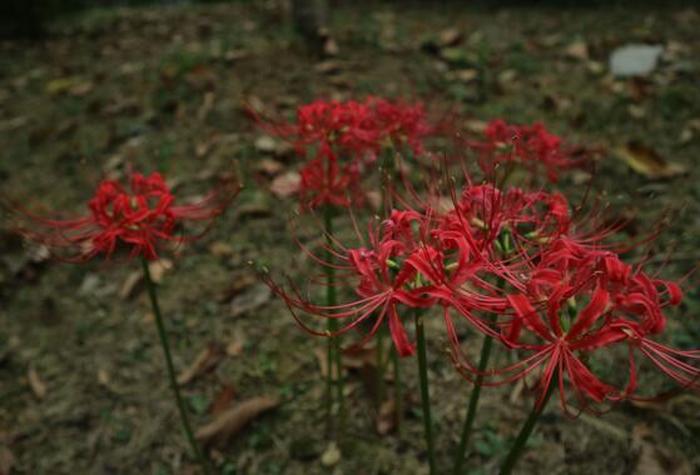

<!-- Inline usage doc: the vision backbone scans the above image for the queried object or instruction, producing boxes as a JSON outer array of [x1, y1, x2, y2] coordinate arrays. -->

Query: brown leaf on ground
[[148, 259, 173, 283], [615, 141, 687, 179], [120, 272, 143, 300], [176, 342, 226, 386], [563, 40, 589, 60], [256, 158, 285, 177], [27, 367, 47, 400], [631, 423, 692, 475], [269, 171, 301, 198], [313, 346, 338, 380], [255, 135, 277, 154], [229, 284, 271, 318], [220, 273, 257, 303], [0, 446, 14, 475], [376, 399, 396, 435], [225, 331, 246, 357], [209, 384, 237, 415], [439, 28, 463, 48], [320, 442, 342, 467], [209, 241, 234, 258], [195, 395, 280, 446]]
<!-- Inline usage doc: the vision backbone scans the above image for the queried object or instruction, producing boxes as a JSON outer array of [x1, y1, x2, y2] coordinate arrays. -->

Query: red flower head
[[263, 210, 436, 357], [6, 171, 239, 262], [470, 119, 582, 183], [252, 97, 432, 210], [367, 96, 432, 155]]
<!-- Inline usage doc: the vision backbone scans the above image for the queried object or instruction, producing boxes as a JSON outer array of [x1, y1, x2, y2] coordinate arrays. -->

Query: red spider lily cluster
[[8, 172, 239, 261], [256, 97, 431, 209], [266, 176, 698, 414], [466, 119, 584, 183]]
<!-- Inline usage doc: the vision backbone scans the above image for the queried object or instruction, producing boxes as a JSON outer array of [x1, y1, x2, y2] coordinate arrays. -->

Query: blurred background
[[0, 1, 698, 474]]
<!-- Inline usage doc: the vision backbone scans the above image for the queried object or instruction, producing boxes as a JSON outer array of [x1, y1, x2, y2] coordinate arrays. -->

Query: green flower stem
[[323, 206, 343, 430], [415, 310, 436, 475], [392, 346, 402, 437], [376, 327, 385, 406], [141, 258, 211, 475], [499, 378, 556, 475], [452, 333, 494, 475]]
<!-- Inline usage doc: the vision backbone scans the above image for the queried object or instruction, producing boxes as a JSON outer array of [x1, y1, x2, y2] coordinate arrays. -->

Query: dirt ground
[[0, 2, 698, 474]]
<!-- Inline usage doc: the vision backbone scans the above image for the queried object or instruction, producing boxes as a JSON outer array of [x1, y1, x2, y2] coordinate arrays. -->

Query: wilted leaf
[[0, 446, 14, 475], [615, 141, 686, 178], [148, 259, 173, 283], [197, 91, 216, 122], [195, 395, 279, 446], [376, 399, 396, 435], [209, 241, 234, 258], [563, 40, 589, 61], [120, 271, 143, 300], [631, 424, 691, 475], [177, 342, 226, 386], [269, 171, 301, 198], [313, 346, 338, 379], [27, 367, 47, 400], [463, 119, 488, 134], [229, 284, 271, 318], [220, 273, 257, 303], [439, 28, 463, 48], [45, 77, 89, 95], [255, 135, 277, 154], [210, 384, 237, 415], [320, 442, 341, 467], [314, 61, 342, 75], [256, 158, 284, 177]]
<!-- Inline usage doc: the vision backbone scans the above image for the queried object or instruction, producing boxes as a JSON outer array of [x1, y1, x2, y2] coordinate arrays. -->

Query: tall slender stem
[[499, 379, 556, 475], [415, 311, 436, 475], [141, 258, 210, 475], [323, 206, 343, 430], [452, 334, 494, 474], [376, 327, 385, 407], [392, 347, 402, 437]]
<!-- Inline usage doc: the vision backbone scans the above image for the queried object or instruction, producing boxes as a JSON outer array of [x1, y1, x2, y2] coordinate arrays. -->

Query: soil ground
[[0, 2, 699, 474]]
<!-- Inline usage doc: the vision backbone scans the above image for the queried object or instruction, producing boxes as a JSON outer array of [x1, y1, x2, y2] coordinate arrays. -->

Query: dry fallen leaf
[[376, 399, 396, 435], [254, 135, 277, 154], [439, 27, 463, 48], [220, 273, 257, 303], [269, 171, 301, 198], [177, 342, 226, 386], [195, 395, 279, 446], [256, 158, 285, 177], [225, 331, 246, 357], [209, 241, 234, 258], [631, 423, 691, 475], [148, 259, 173, 283], [615, 141, 687, 179], [119, 271, 143, 300], [0, 446, 14, 475], [313, 346, 338, 379], [230, 284, 271, 318], [320, 442, 342, 467], [563, 40, 589, 61], [209, 384, 237, 415], [27, 367, 47, 400]]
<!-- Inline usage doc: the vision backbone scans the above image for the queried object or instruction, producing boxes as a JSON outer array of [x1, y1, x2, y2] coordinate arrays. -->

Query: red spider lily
[[367, 96, 432, 155], [449, 234, 697, 414], [263, 209, 438, 356], [252, 97, 432, 209], [468, 119, 582, 183], [7, 171, 239, 262], [298, 148, 361, 209]]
